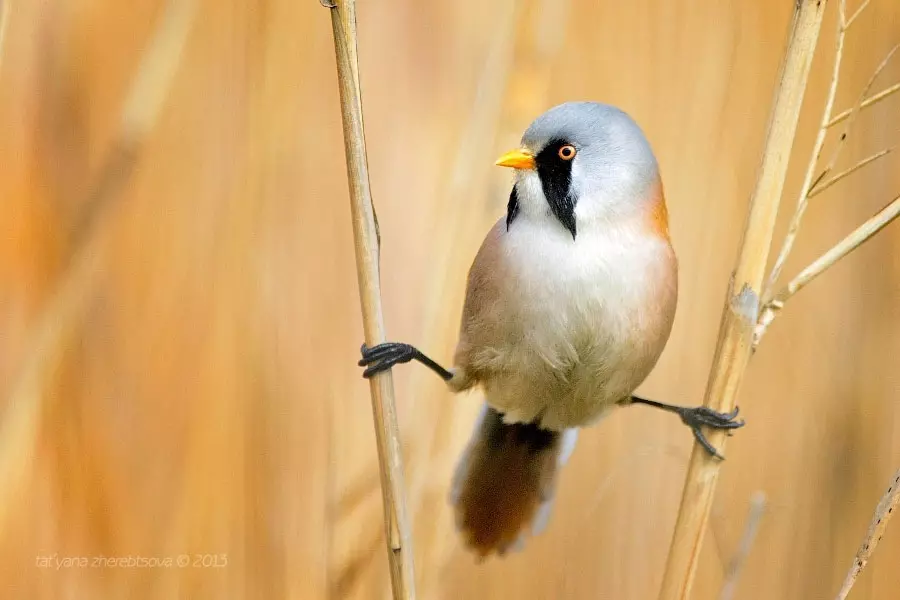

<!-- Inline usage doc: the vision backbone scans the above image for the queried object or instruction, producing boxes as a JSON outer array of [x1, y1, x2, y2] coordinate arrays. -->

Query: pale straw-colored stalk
[[322, 0, 416, 597]]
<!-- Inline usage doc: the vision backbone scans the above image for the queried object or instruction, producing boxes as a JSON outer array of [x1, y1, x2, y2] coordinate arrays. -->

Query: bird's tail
[[450, 404, 577, 558]]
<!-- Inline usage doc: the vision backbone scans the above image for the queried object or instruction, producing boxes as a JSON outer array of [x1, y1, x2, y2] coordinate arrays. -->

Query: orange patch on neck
[[646, 177, 670, 240]]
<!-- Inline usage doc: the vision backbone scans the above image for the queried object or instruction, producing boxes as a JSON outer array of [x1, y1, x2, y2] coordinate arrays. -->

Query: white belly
[[481, 219, 676, 431]]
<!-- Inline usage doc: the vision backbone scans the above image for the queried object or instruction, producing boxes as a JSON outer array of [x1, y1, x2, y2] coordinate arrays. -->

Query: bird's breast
[[484, 218, 677, 429]]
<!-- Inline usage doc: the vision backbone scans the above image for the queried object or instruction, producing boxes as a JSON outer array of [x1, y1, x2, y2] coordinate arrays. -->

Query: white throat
[[512, 166, 656, 237]]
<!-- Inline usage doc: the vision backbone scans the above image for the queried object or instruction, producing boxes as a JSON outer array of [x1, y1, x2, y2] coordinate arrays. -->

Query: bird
[[356, 101, 743, 558]]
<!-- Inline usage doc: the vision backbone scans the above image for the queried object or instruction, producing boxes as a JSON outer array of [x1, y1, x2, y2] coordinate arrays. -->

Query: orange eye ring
[[558, 144, 576, 161]]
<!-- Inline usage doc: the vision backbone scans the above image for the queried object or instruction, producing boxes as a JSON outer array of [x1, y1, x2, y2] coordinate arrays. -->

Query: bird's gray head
[[496, 101, 659, 239]]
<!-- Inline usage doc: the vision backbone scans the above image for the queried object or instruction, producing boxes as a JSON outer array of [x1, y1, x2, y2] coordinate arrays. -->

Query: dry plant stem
[[807, 147, 894, 199], [407, 0, 518, 523], [756, 193, 900, 342], [756, 2, 898, 345], [0, 0, 195, 534], [656, 3, 827, 599], [835, 469, 900, 600], [844, 0, 870, 27], [765, 0, 853, 296], [780, 193, 900, 298], [0, 249, 100, 535], [826, 82, 900, 128], [718, 492, 767, 600], [817, 42, 900, 180], [765, 3, 897, 304], [71, 0, 196, 249], [324, 2, 416, 599], [0, 1, 10, 76]]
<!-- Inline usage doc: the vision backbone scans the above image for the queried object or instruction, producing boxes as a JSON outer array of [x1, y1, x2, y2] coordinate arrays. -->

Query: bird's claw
[[676, 406, 745, 460], [358, 342, 417, 378]]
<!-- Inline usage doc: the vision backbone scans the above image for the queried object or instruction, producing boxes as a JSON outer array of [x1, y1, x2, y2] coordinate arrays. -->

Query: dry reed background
[[1, 0, 900, 598]]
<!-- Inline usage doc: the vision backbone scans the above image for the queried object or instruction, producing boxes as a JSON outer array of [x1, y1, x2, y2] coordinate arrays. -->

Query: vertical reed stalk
[[322, 1, 416, 598], [657, 2, 827, 598]]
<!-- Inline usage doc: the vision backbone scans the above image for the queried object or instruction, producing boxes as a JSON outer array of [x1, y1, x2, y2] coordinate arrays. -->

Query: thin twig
[[407, 0, 519, 564], [764, 0, 854, 298], [417, 0, 519, 328], [71, 0, 196, 250], [0, 0, 195, 534], [844, 0, 871, 28], [807, 147, 894, 199], [0, 243, 101, 537], [323, 1, 416, 599], [835, 469, 900, 600], [757, 4, 900, 342], [718, 492, 767, 600], [755, 193, 900, 344], [817, 42, 900, 187], [0, 1, 10, 77], [656, 3, 828, 598], [826, 82, 900, 128]]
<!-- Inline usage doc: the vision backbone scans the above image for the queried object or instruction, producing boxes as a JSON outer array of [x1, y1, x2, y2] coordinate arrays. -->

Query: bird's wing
[[451, 218, 509, 387]]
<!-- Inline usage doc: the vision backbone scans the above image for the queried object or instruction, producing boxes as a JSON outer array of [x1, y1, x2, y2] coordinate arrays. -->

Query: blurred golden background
[[1, 0, 899, 598]]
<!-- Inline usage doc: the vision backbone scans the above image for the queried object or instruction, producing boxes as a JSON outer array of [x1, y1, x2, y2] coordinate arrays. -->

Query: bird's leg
[[358, 342, 454, 381], [629, 396, 745, 460]]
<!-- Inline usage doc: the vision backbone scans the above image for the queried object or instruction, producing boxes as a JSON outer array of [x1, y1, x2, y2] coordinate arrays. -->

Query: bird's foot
[[358, 342, 418, 378], [357, 342, 454, 381], [674, 406, 744, 460]]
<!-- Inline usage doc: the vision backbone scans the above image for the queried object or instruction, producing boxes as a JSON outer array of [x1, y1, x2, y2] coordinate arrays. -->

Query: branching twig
[[816, 42, 900, 189], [807, 147, 894, 199], [656, 3, 827, 598], [764, 0, 857, 296], [826, 82, 900, 128], [844, 0, 871, 28], [835, 469, 900, 600], [756, 193, 900, 343], [757, 0, 899, 344], [718, 492, 767, 600], [0, 0, 195, 534], [323, 1, 416, 599]]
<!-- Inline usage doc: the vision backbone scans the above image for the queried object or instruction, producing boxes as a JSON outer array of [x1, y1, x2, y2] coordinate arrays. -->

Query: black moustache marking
[[506, 186, 520, 230], [535, 139, 577, 239]]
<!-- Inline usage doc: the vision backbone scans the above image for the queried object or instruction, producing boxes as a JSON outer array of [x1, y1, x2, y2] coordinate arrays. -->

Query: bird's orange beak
[[494, 148, 536, 170]]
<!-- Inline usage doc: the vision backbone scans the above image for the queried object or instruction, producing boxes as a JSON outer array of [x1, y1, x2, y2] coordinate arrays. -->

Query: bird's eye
[[558, 144, 576, 161]]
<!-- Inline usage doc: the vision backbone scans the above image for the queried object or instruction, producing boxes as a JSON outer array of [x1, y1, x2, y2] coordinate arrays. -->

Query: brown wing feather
[[450, 218, 508, 391]]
